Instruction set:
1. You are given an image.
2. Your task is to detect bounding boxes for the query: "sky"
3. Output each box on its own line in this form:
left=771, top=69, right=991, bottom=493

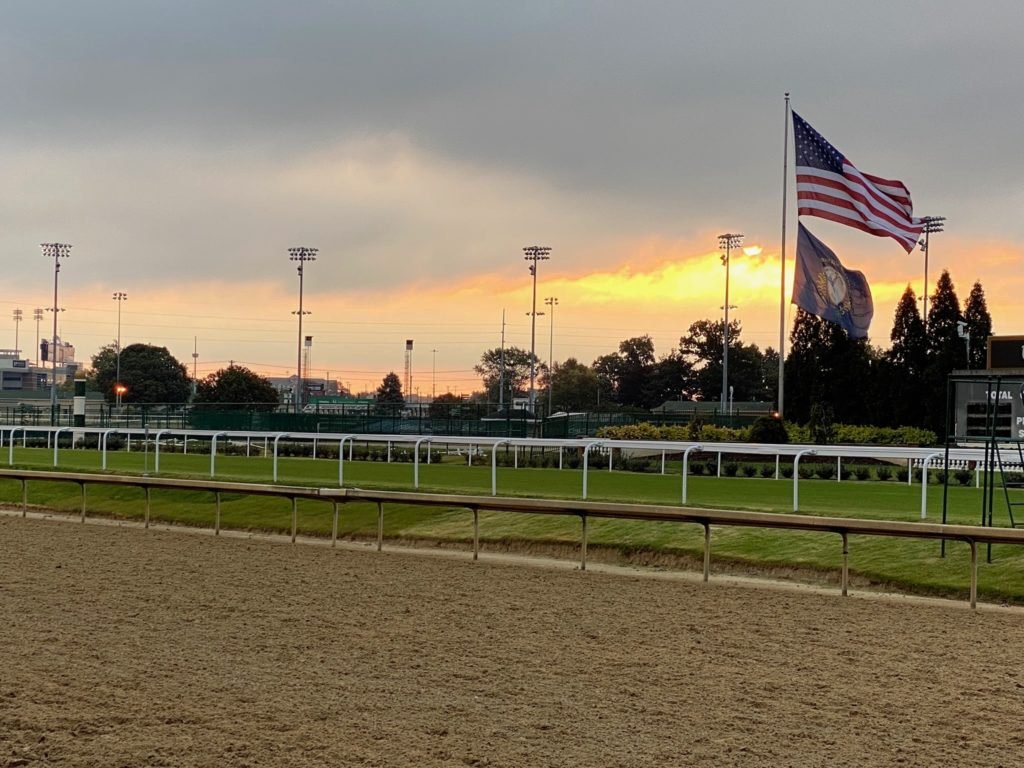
left=2, top=1, right=1023, bottom=397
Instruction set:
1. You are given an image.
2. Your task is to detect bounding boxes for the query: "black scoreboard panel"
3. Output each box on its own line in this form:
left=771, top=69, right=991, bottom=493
left=988, top=336, right=1024, bottom=370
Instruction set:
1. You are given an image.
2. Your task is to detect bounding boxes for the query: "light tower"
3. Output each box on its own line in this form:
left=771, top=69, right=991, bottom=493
left=523, top=246, right=551, bottom=411
left=33, top=308, right=44, bottom=365
left=112, top=292, right=127, bottom=410
left=717, top=233, right=743, bottom=417
left=41, top=243, right=72, bottom=423
left=12, top=309, right=22, bottom=357
left=544, top=296, right=558, bottom=415
left=918, top=216, right=945, bottom=327
left=288, top=247, right=317, bottom=412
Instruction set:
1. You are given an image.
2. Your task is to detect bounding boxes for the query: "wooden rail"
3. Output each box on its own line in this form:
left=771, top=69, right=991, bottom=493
left=5, top=469, right=1024, bottom=609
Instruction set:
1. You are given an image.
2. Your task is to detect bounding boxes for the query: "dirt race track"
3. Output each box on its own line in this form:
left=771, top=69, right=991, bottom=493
left=3, top=515, right=1024, bottom=767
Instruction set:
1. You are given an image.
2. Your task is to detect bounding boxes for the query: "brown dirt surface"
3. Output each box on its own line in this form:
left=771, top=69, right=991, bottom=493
left=2, top=515, right=1024, bottom=767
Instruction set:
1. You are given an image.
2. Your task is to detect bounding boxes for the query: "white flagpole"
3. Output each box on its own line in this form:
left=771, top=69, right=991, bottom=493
left=778, top=92, right=791, bottom=421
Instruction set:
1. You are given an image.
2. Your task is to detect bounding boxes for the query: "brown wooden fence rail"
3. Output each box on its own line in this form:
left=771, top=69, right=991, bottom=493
left=4, top=469, right=1024, bottom=610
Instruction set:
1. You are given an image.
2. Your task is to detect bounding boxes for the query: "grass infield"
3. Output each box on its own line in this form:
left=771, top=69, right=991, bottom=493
left=2, top=447, right=1023, bottom=602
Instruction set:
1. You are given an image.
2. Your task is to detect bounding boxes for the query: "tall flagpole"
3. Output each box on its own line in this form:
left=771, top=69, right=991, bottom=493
left=778, top=92, right=791, bottom=421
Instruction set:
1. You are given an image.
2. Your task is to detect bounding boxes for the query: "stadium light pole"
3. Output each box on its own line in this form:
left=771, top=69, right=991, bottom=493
left=918, top=216, right=945, bottom=328
left=12, top=308, right=22, bottom=357
left=33, top=308, right=44, bottom=365
left=718, top=233, right=743, bottom=417
left=41, top=243, right=72, bottom=424
left=288, top=247, right=317, bottom=413
left=523, top=246, right=551, bottom=412
left=544, top=297, right=559, bottom=415
left=112, top=292, right=127, bottom=411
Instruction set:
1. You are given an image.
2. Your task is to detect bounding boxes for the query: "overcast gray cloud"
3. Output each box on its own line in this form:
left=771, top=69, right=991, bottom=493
left=1, top=0, right=1022, bottom=292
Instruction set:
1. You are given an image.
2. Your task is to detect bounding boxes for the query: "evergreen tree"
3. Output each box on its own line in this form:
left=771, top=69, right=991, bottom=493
left=963, top=280, right=993, bottom=370
left=375, top=372, right=405, bottom=407
left=881, top=286, right=928, bottom=427
left=783, top=310, right=874, bottom=425
left=923, top=270, right=966, bottom=436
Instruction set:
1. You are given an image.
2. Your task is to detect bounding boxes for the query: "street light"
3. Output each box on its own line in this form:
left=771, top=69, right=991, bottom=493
left=288, top=246, right=317, bottom=413
left=544, top=296, right=558, bottom=415
left=112, top=292, right=127, bottom=411
left=718, top=233, right=743, bottom=417
left=523, top=245, right=551, bottom=411
left=918, top=216, right=945, bottom=327
left=12, top=309, right=22, bottom=357
left=41, top=243, right=71, bottom=424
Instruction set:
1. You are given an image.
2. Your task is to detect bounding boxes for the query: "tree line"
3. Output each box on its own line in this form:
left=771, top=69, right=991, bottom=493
left=473, top=270, right=992, bottom=433
left=85, top=269, right=992, bottom=435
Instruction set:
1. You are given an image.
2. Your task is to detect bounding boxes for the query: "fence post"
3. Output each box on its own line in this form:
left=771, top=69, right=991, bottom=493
left=377, top=501, right=384, bottom=552
left=215, top=492, right=222, bottom=535
left=80, top=482, right=87, bottom=522
left=472, top=507, right=479, bottom=561
left=580, top=514, right=588, bottom=571
left=702, top=522, right=711, bottom=581
left=331, top=501, right=339, bottom=547
left=145, top=487, right=151, bottom=529
left=290, top=497, right=298, bottom=543
left=841, top=531, right=849, bottom=597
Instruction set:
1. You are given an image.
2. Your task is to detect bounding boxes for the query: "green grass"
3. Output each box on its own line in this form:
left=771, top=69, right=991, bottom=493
left=2, top=447, right=1022, bottom=602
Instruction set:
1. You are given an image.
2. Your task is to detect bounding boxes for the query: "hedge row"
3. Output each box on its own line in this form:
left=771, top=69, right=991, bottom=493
left=597, top=420, right=936, bottom=447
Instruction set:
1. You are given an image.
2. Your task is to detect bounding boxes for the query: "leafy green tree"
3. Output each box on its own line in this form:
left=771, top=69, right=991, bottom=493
left=591, top=336, right=667, bottom=408
left=680, top=319, right=774, bottom=403
left=474, top=346, right=544, bottom=402
left=428, top=392, right=462, bottom=419
left=90, top=343, right=191, bottom=404
left=193, top=364, right=279, bottom=411
left=375, top=372, right=405, bottom=407
left=963, top=280, right=992, bottom=370
left=542, top=358, right=603, bottom=411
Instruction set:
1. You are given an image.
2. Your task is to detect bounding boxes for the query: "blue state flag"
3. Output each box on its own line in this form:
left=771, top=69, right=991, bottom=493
left=792, top=223, right=874, bottom=339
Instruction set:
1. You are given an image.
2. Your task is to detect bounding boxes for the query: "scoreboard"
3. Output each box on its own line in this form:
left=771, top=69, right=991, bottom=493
left=988, top=336, right=1024, bottom=370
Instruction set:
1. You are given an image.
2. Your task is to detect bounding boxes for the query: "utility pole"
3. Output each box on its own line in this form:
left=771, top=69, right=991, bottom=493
left=41, top=243, right=72, bottom=425
left=431, top=348, right=437, bottom=400
left=288, top=247, right=317, bottom=413
left=523, top=246, right=551, bottom=412
left=498, top=309, right=506, bottom=408
left=718, top=233, right=743, bottom=418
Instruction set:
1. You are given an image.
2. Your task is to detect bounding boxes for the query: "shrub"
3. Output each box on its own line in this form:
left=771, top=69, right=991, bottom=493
left=690, top=462, right=705, bottom=476
left=854, top=467, right=871, bottom=481
left=781, top=466, right=794, bottom=479
left=875, top=466, right=893, bottom=482
left=954, top=469, right=973, bottom=486
left=705, top=460, right=718, bottom=476
left=896, top=468, right=909, bottom=483
left=816, top=464, right=835, bottom=480
left=723, top=462, right=739, bottom=477
left=798, top=465, right=814, bottom=480
left=748, top=416, right=788, bottom=444
left=839, top=467, right=852, bottom=481
left=742, top=464, right=758, bottom=478
left=760, top=464, right=775, bottom=478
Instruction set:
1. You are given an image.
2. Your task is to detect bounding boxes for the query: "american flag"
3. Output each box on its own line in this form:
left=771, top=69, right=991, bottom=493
left=793, top=111, right=923, bottom=252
